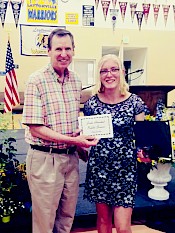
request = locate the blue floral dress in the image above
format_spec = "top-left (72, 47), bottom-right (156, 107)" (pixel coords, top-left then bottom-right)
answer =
top-left (83, 94), bottom-right (145, 208)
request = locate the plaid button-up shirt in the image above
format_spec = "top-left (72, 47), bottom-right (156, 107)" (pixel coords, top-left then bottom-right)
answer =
top-left (22, 63), bottom-right (82, 148)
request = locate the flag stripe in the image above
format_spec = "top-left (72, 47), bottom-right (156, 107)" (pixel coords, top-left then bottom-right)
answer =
top-left (10, 70), bottom-right (20, 104)
top-left (4, 40), bottom-right (20, 113)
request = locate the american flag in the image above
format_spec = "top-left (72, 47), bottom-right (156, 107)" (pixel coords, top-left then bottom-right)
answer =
top-left (4, 40), bottom-right (20, 113)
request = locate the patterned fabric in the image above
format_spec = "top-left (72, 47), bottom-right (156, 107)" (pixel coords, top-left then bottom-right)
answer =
top-left (144, 98), bottom-right (165, 121)
top-left (83, 94), bottom-right (145, 208)
top-left (22, 63), bottom-right (82, 148)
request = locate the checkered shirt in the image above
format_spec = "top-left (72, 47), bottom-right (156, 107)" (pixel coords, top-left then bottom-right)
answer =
top-left (22, 63), bottom-right (82, 148)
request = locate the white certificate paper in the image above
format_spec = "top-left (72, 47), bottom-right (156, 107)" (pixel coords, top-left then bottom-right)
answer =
top-left (78, 114), bottom-right (113, 139)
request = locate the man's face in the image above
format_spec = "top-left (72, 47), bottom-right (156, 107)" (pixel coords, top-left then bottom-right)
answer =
top-left (48, 34), bottom-right (74, 74)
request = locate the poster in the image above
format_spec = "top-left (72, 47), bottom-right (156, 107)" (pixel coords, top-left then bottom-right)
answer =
top-left (65, 12), bottom-right (78, 25)
top-left (82, 5), bottom-right (94, 26)
top-left (27, 0), bottom-right (58, 24)
top-left (20, 24), bottom-right (65, 56)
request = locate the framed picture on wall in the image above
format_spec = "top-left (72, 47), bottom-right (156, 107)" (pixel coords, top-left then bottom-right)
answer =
top-left (20, 24), bottom-right (65, 56)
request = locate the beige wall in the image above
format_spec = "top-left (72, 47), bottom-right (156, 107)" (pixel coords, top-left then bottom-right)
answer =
top-left (0, 24), bottom-right (174, 105)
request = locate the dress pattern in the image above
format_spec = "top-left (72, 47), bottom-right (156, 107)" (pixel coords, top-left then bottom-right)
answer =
top-left (83, 94), bottom-right (145, 208)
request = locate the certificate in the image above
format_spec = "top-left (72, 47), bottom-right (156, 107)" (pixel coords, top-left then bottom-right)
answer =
top-left (78, 114), bottom-right (113, 138)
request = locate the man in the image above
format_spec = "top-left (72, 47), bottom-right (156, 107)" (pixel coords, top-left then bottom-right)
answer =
top-left (22, 28), bottom-right (98, 233)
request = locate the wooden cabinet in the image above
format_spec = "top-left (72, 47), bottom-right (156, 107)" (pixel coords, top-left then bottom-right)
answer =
top-left (129, 85), bottom-right (175, 116)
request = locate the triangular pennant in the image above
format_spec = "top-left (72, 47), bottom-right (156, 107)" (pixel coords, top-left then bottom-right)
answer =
top-left (119, 2), bottom-right (127, 22)
top-left (112, 0), bottom-right (117, 9)
top-left (95, 0), bottom-right (99, 10)
top-left (162, 4), bottom-right (170, 27)
top-left (11, 1), bottom-right (22, 28)
top-left (173, 5), bottom-right (175, 27)
top-left (135, 11), bottom-right (144, 31)
top-left (110, 8), bottom-right (119, 31)
top-left (101, 0), bottom-right (110, 21)
top-left (0, 0), bottom-right (8, 27)
top-left (153, 4), bottom-right (160, 26)
top-left (142, 3), bottom-right (150, 24)
top-left (130, 2), bottom-right (137, 23)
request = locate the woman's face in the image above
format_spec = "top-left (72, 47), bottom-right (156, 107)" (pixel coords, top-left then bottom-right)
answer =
top-left (100, 59), bottom-right (120, 91)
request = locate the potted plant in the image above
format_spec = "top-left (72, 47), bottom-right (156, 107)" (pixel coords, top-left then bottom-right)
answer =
top-left (0, 113), bottom-right (30, 223)
top-left (137, 101), bottom-right (175, 200)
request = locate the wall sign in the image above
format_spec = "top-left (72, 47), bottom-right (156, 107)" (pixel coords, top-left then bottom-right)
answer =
top-left (20, 24), bottom-right (65, 56)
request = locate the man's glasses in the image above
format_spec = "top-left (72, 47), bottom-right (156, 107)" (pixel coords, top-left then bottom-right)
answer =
top-left (100, 68), bottom-right (120, 76)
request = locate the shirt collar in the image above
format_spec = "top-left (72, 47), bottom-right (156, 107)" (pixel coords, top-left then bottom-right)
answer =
top-left (48, 63), bottom-right (70, 83)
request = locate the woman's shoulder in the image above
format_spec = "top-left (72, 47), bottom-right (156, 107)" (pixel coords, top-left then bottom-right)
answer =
top-left (130, 92), bottom-right (143, 101)
top-left (86, 94), bottom-right (98, 102)
top-left (83, 95), bottom-right (98, 109)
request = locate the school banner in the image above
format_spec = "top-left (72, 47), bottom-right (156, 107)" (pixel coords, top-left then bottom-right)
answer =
top-left (20, 24), bottom-right (65, 56)
top-left (0, 0), bottom-right (8, 27)
top-left (101, 0), bottom-right (110, 21)
top-left (27, 0), bottom-right (58, 24)
top-left (11, 1), bottom-right (22, 28)
top-left (130, 3), bottom-right (137, 23)
top-left (110, 8), bottom-right (119, 31)
top-left (153, 4), bottom-right (160, 26)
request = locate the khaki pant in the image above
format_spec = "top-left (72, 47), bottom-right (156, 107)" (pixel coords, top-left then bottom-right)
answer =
top-left (26, 147), bottom-right (79, 233)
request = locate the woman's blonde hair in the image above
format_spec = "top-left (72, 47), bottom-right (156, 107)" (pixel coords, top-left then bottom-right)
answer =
top-left (93, 54), bottom-right (129, 95)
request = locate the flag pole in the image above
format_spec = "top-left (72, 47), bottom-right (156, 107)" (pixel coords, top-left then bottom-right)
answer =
top-left (118, 36), bottom-right (124, 68)
top-left (8, 33), bottom-right (14, 129)
top-left (12, 114), bottom-right (14, 129)
top-left (5, 25), bottom-right (12, 41)
top-left (6, 32), bottom-right (14, 129)
top-left (7, 31), bottom-right (14, 130)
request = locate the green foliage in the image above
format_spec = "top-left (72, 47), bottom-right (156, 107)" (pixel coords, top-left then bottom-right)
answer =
top-left (0, 112), bottom-right (11, 131)
top-left (0, 114), bottom-right (30, 219)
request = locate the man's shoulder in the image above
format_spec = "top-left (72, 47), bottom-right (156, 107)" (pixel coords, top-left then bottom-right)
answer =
top-left (30, 65), bottom-right (49, 77)
top-left (29, 65), bottom-right (50, 83)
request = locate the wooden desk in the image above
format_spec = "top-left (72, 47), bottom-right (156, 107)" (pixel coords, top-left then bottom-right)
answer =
top-left (130, 85), bottom-right (175, 116)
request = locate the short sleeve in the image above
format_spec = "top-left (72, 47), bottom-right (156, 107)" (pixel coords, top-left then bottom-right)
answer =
top-left (22, 80), bottom-right (44, 125)
top-left (134, 95), bottom-right (145, 116)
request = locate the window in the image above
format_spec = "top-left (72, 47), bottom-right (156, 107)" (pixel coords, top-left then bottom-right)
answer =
top-left (69, 59), bottom-right (95, 87)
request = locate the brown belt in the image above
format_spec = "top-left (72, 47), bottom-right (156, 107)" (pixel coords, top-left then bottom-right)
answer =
top-left (30, 145), bottom-right (77, 154)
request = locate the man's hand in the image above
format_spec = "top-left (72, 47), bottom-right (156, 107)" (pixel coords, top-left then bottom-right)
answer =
top-left (72, 129), bottom-right (99, 148)
top-left (75, 135), bottom-right (99, 148)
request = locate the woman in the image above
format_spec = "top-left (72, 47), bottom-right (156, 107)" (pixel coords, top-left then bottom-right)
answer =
top-left (83, 54), bottom-right (145, 233)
